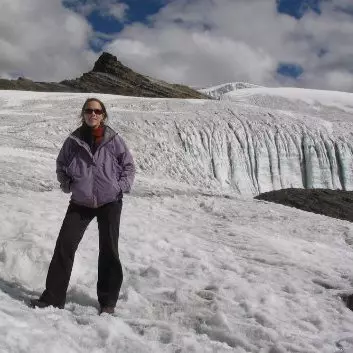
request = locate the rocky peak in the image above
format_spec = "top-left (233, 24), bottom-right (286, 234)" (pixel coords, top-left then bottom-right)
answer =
top-left (92, 52), bottom-right (133, 77)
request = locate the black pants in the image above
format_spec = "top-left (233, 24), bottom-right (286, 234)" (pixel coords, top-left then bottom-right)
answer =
top-left (40, 200), bottom-right (123, 308)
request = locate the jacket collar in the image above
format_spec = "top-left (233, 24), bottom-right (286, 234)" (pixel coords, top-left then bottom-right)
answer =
top-left (69, 125), bottom-right (117, 155)
top-left (71, 125), bottom-right (117, 145)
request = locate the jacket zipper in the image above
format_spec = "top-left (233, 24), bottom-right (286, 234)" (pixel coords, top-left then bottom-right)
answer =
top-left (69, 133), bottom-right (118, 208)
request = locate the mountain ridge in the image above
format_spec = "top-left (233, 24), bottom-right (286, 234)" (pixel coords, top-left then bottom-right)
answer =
top-left (0, 52), bottom-right (208, 99)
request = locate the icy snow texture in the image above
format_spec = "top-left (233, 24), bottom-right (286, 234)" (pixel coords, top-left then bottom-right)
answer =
top-left (1, 90), bottom-right (353, 353)
top-left (1, 88), bottom-right (353, 196)
top-left (138, 86), bottom-right (353, 195)
top-left (195, 84), bottom-right (353, 194)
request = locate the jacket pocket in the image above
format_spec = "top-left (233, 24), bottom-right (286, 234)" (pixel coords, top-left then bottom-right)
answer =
top-left (67, 151), bottom-right (90, 179)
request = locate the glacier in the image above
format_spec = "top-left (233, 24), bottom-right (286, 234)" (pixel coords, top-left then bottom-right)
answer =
top-left (0, 88), bottom-right (353, 196)
top-left (174, 107), bottom-right (353, 194)
top-left (127, 87), bottom-right (353, 195)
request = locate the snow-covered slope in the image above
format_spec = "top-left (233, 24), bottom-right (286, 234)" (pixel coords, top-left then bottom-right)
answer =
top-left (1, 91), bottom-right (353, 352)
top-left (1, 88), bottom-right (353, 196)
top-left (199, 82), bottom-right (261, 99)
top-left (222, 86), bottom-right (353, 113)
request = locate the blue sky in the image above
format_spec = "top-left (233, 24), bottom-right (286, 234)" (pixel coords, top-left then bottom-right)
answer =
top-left (1, 0), bottom-right (353, 92)
top-left (277, 0), bottom-right (321, 18)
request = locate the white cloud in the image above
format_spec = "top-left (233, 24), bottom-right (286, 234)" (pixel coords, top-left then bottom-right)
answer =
top-left (292, 3), bottom-right (353, 91)
top-left (104, 0), bottom-right (353, 92)
top-left (0, 0), bottom-right (96, 81)
top-left (104, 0), bottom-right (281, 87)
top-left (331, 0), bottom-right (353, 12)
top-left (108, 3), bottom-right (129, 21)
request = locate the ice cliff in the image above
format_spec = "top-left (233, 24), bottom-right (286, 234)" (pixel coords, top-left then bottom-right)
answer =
top-left (175, 111), bottom-right (353, 195)
top-left (129, 87), bottom-right (353, 195)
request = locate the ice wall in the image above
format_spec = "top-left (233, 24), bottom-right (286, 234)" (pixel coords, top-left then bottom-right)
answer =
top-left (171, 115), bottom-right (353, 195)
top-left (114, 97), bottom-right (353, 196)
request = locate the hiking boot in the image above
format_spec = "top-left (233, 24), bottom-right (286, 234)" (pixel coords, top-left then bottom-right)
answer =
top-left (99, 306), bottom-right (115, 315)
top-left (29, 298), bottom-right (64, 309)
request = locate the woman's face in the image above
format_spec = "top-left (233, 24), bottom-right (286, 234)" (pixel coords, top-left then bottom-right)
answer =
top-left (83, 100), bottom-right (104, 129)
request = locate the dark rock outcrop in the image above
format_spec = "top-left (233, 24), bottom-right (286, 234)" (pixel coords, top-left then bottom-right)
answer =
top-left (0, 52), bottom-right (209, 99)
top-left (255, 188), bottom-right (353, 223)
top-left (0, 77), bottom-right (79, 92)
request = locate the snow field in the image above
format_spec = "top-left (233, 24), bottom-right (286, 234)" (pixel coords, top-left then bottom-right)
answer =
top-left (0, 90), bottom-right (353, 352)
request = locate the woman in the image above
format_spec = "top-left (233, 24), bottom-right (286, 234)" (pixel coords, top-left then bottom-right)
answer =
top-left (30, 98), bottom-right (135, 314)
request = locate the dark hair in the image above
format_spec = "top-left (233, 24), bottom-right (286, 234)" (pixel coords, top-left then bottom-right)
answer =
top-left (80, 98), bottom-right (108, 125)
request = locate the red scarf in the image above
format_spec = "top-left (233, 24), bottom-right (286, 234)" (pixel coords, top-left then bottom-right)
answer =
top-left (92, 126), bottom-right (104, 145)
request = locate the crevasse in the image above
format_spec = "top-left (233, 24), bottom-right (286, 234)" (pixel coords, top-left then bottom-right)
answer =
top-left (175, 116), bottom-right (353, 195)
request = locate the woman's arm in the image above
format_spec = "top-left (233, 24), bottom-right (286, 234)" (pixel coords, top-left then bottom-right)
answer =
top-left (56, 138), bottom-right (73, 193)
top-left (116, 136), bottom-right (135, 193)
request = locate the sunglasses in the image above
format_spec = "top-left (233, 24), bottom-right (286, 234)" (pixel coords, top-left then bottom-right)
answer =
top-left (84, 108), bottom-right (103, 115)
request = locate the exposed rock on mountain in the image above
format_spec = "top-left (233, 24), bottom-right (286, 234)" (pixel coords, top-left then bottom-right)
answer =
top-left (0, 77), bottom-right (75, 92)
top-left (255, 188), bottom-right (353, 223)
top-left (0, 52), bottom-right (208, 99)
top-left (62, 52), bottom-right (208, 98)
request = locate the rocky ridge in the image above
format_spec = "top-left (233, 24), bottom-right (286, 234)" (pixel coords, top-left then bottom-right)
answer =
top-left (0, 52), bottom-right (208, 99)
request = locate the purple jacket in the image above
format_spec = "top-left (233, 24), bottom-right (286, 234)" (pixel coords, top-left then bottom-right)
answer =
top-left (56, 125), bottom-right (135, 208)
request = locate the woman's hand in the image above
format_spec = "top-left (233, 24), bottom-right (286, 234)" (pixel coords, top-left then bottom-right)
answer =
top-left (60, 179), bottom-right (71, 194)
